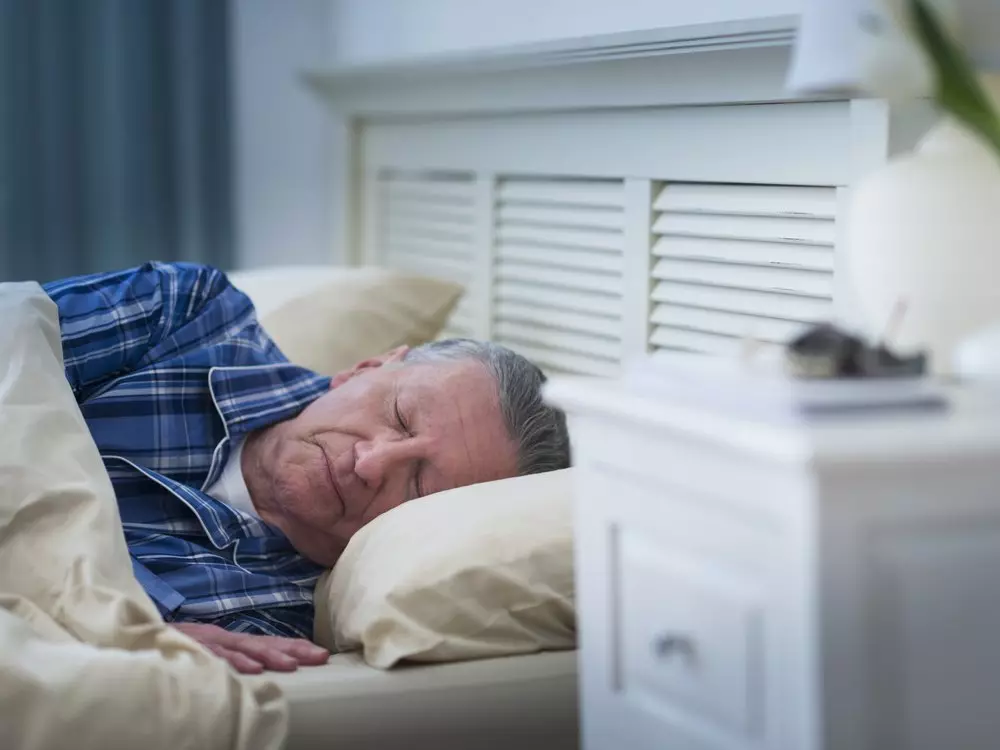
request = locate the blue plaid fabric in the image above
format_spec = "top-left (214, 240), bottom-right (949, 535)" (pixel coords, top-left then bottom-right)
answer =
top-left (44, 262), bottom-right (331, 638)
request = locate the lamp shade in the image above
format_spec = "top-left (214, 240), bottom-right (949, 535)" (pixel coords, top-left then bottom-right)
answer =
top-left (787, 0), bottom-right (1000, 97)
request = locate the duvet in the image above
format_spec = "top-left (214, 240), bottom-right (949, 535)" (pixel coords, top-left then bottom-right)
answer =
top-left (0, 283), bottom-right (287, 750)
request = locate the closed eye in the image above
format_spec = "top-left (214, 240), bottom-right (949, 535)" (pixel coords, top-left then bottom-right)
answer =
top-left (394, 398), bottom-right (410, 435)
top-left (395, 397), bottom-right (425, 498)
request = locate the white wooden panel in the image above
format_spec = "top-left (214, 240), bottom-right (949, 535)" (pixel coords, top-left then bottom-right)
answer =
top-left (384, 178), bottom-right (476, 205)
top-left (383, 204), bottom-right (478, 228)
top-left (652, 259), bottom-right (833, 298)
top-left (653, 213), bottom-right (835, 246)
top-left (314, 45), bottom-right (799, 117)
top-left (386, 217), bottom-right (476, 242)
top-left (650, 181), bottom-right (836, 358)
top-left (470, 174), bottom-right (496, 339)
top-left (496, 262), bottom-right (623, 296)
top-left (495, 300), bottom-right (621, 338)
top-left (497, 244), bottom-right (623, 274)
top-left (495, 280), bottom-right (621, 318)
top-left (649, 326), bottom-right (743, 356)
top-left (363, 102), bottom-right (852, 187)
top-left (649, 327), bottom-right (784, 358)
top-left (497, 179), bottom-right (625, 208)
top-left (622, 179), bottom-right (655, 361)
top-left (651, 304), bottom-right (809, 343)
top-left (494, 177), bottom-right (626, 376)
top-left (651, 281), bottom-right (831, 323)
top-left (653, 236), bottom-right (834, 273)
top-left (495, 321), bottom-right (621, 360)
top-left (833, 186), bottom-right (861, 330)
top-left (361, 169), bottom-right (383, 265)
top-left (373, 171), bottom-right (481, 337)
top-left (653, 184), bottom-right (837, 219)
top-left (385, 235), bottom-right (472, 261)
top-left (384, 251), bottom-right (472, 282)
top-left (497, 204), bottom-right (624, 231)
top-left (499, 341), bottom-right (621, 378)
top-left (496, 224), bottom-right (624, 252)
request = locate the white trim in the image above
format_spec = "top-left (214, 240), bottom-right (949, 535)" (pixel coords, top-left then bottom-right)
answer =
top-left (204, 362), bottom-right (311, 488)
top-left (330, 117), bottom-right (361, 265)
top-left (321, 15), bottom-right (798, 78)
top-left (833, 186), bottom-right (859, 331)
top-left (360, 167), bottom-right (382, 266)
top-left (848, 99), bottom-right (891, 184)
top-left (363, 103), bottom-right (852, 187)
top-left (103, 454), bottom-right (241, 559)
top-left (473, 173), bottom-right (496, 339)
top-left (622, 179), bottom-right (655, 360)
top-left (307, 45), bottom-right (807, 118)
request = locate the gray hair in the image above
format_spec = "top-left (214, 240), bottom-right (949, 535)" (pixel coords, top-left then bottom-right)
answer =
top-left (403, 338), bottom-right (571, 475)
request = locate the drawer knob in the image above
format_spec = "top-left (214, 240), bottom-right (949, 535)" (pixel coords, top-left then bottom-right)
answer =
top-left (653, 634), bottom-right (697, 665)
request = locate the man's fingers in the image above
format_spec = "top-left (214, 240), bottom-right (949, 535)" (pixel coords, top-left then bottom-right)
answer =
top-left (208, 644), bottom-right (265, 675)
top-left (257, 636), bottom-right (330, 665)
top-left (172, 622), bottom-right (328, 671)
top-left (231, 638), bottom-right (301, 672)
top-left (285, 640), bottom-right (330, 665)
top-left (248, 635), bottom-right (330, 665)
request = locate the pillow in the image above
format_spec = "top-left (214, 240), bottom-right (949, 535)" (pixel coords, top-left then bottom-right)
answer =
top-left (313, 469), bottom-right (576, 669)
top-left (225, 265), bottom-right (351, 318)
top-left (227, 266), bottom-right (463, 376)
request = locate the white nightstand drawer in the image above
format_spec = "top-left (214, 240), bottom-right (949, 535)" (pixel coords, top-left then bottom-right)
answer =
top-left (617, 527), bottom-right (766, 744)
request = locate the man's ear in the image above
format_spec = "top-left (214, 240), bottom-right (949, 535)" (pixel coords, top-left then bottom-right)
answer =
top-left (330, 345), bottom-right (410, 389)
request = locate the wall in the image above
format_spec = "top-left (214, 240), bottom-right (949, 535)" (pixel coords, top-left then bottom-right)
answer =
top-left (231, 0), bottom-right (337, 269)
top-left (329, 0), bottom-right (802, 66)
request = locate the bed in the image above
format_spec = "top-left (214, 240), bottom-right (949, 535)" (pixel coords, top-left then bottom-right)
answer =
top-left (0, 14), bottom-right (939, 750)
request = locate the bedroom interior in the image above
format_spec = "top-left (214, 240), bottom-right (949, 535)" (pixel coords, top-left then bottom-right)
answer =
top-left (4, 1), bottom-right (1000, 749)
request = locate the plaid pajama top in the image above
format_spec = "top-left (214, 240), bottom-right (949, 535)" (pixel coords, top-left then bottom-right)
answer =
top-left (43, 262), bottom-right (331, 638)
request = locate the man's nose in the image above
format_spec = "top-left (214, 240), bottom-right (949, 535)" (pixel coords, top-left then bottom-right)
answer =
top-left (353, 438), bottom-right (411, 488)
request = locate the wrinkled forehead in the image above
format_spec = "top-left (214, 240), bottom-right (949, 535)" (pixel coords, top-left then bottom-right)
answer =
top-left (403, 358), bottom-right (518, 483)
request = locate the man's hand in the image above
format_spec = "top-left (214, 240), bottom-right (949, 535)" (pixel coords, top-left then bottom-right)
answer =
top-left (172, 622), bottom-right (330, 674)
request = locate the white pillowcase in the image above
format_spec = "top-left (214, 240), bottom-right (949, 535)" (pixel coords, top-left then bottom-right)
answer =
top-left (313, 469), bottom-right (576, 669)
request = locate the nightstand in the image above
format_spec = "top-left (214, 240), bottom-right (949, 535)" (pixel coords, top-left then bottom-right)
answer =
top-left (546, 375), bottom-right (1000, 750)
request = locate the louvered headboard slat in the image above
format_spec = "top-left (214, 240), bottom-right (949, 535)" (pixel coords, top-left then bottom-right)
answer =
top-left (648, 182), bottom-right (835, 358)
top-left (492, 177), bottom-right (626, 374)
top-left (361, 103), bottom-right (852, 375)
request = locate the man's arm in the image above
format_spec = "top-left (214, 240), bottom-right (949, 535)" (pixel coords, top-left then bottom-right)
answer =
top-left (43, 262), bottom-right (256, 401)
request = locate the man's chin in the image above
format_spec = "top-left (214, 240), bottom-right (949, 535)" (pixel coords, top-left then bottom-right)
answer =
top-left (289, 530), bottom-right (345, 568)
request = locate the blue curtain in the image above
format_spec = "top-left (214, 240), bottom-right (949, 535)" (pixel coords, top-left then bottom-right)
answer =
top-left (0, 0), bottom-right (233, 282)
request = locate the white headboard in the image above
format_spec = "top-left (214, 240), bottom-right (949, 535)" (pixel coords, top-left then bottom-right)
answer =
top-left (309, 17), bottom-right (936, 377)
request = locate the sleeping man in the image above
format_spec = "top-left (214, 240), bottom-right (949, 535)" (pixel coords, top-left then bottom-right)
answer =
top-left (45, 262), bottom-right (571, 674)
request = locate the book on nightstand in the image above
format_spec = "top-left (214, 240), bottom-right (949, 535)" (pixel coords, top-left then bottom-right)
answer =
top-left (623, 353), bottom-right (949, 424)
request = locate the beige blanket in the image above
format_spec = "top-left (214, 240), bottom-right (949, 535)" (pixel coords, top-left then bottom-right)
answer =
top-left (0, 283), bottom-right (288, 750)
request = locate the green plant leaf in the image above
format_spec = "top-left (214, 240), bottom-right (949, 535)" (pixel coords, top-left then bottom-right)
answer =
top-left (909, 0), bottom-right (1000, 160)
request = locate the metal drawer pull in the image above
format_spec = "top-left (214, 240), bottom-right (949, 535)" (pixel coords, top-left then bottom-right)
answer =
top-left (653, 634), bottom-right (697, 665)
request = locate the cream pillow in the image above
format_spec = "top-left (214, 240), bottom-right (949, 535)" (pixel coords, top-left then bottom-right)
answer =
top-left (227, 266), bottom-right (463, 376)
top-left (314, 469), bottom-right (576, 669)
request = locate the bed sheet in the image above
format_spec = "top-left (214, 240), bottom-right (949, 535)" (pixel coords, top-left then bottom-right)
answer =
top-left (270, 649), bottom-right (579, 750)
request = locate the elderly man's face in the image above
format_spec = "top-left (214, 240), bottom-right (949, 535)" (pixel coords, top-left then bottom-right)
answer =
top-left (243, 348), bottom-right (519, 566)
